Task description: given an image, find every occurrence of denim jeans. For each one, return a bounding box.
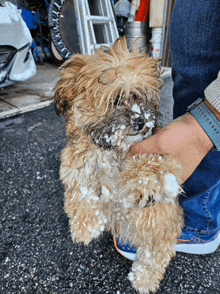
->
[170,0,220,235]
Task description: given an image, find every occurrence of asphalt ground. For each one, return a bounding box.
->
[1,79,220,294]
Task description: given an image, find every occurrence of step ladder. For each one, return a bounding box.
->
[73,0,119,55]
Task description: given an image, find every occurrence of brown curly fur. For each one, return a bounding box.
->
[54,37,184,294]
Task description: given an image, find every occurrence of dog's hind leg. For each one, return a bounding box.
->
[128,230,179,294]
[127,202,184,293]
[128,247,171,294]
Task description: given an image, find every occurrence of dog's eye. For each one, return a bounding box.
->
[133,94,138,101]
[114,96,120,106]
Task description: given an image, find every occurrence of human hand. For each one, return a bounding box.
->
[127,113,214,182]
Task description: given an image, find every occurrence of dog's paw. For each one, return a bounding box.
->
[117,154,183,208]
[65,185,109,245]
[70,209,108,245]
[128,261,160,294]
[163,172,180,199]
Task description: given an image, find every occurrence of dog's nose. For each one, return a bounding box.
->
[133,117,145,131]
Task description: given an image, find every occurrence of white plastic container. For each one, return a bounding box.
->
[114,0,131,18]
[150,27,162,58]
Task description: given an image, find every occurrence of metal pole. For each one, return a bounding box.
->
[73,0,86,54]
[161,0,169,62]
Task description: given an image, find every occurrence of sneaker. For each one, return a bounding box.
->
[113,235,137,261]
[176,230,220,254]
[113,230,220,260]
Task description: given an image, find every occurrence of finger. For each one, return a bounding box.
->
[130,141,148,155]
[126,150,133,158]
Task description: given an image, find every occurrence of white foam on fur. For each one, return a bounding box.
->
[131,104,141,113]
[164,173,179,198]
[145,121,155,128]
[101,185,110,202]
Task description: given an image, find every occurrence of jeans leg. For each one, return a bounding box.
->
[170,0,220,118]
[170,0,220,233]
[180,180,220,234]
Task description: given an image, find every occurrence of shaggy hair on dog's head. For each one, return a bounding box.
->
[54,37,163,126]
[54,37,164,154]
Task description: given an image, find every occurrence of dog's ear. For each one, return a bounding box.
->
[54,54,86,116]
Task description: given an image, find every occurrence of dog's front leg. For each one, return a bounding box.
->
[60,146,114,245]
[64,184,109,245]
[118,153,183,206]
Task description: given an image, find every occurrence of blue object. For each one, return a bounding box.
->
[44,0,50,12]
[31,40,40,61]
[114,236,136,261]
[176,230,220,254]
[170,0,220,235]
[187,99,220,151]
[115,229,220,258]
[116,238,136,254]
[18,5,39,30]
[18,2,52,62]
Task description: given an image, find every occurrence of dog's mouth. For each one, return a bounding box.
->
[89,122,153,152]
[87,106,161,151]
[124,108,159,146]
[120,126,153,152]
[126,122,154,137]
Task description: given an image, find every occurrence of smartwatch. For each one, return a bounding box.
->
[187,98,220,151]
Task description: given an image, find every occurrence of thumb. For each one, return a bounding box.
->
[126,149,133,158]
[126,134,159,158]
[126,141,145,158]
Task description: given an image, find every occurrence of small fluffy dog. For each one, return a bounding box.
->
[54,37,184,294]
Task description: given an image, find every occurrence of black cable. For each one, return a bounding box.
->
[37,8,47,60]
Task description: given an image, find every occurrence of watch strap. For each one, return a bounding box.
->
[189,99,220,151]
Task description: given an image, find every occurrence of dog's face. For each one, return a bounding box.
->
[54,37,163,152]
[87,96,160,151]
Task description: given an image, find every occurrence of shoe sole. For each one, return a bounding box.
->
[113,235,137,261]
[175,232,220,254]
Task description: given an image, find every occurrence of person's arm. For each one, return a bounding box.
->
[204,71,220,114]
[127,72,220,183]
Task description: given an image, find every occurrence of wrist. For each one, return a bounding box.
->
[187,98,220,151]
[184,112,214,152]
[152,112,213,157]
